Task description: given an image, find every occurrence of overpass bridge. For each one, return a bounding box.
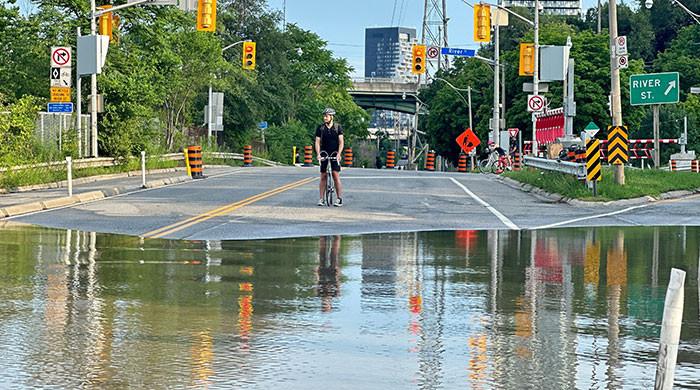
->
[348,78,427,115]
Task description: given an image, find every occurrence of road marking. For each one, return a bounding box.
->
[449,178,519,230]
[2,168,246,220]
[142,177,316,239]
[531,204,649,229]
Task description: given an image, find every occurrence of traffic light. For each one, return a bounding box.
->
[242,41,256,70]
[473,4,491,43]
[197,0,217,32]
[412,45,426,75]
[97,5,113,42]
[519,43,535,76]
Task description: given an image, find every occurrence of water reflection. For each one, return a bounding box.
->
[0,222,699,388]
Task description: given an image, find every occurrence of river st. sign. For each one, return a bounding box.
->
[629,72,679,106]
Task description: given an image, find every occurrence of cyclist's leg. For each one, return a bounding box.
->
[331,161,342,198]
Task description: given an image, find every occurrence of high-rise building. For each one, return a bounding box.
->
[365,27,417,130]
[365,27,417,82]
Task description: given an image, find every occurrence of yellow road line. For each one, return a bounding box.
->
[143,177,316,239]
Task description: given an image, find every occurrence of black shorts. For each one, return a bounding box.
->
[320,159,341,173]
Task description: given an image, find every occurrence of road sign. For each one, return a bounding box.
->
[616,55,628,69]
[440,47,476,57]
[456,128,480,155]
[47,103,74,113]
[427,46,439,60]
[615,36,627,56]
[51,47,71,67]
[50,87,71,103]
[50,67,72,87]
[508,128,519,138]
[586,138,602,182]
[583,121,600,140]
[607,125,629,165]
[258,121,268,129]
[630,72,680,106]
[527,94,545,112]
[522,82,549,93]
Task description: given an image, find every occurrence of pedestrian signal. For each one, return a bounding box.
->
[197,0,217,32]
[474,4,491,43]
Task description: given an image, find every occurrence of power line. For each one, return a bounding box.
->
[391,0,398,26]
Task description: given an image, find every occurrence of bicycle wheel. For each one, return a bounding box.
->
[478,159,493,173]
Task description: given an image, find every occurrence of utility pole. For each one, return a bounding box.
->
[609,0,625,184]
[597,0,602,34]
[76,27,82,158]
[532,0,540,155]
[90,0,98,157]
[492,4,500,144]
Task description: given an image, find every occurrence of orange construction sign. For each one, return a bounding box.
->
[456,128,480,155]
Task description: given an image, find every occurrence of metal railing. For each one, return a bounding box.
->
[523,156,586,179]
[0,151,284,174]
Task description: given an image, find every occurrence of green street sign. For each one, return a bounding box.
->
[584,121,599,131]
[630,72,679,106]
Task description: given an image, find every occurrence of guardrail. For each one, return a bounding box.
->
[523,156,586,179]
[0,151,285,173]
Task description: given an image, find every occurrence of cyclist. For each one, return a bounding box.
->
[488,141,512,173]
[315,108,344,207]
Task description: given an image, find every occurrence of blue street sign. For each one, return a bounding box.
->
[441,47,476,57]
[47,103,74,113]
[258,121,268,129]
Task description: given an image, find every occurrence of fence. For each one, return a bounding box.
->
[36,112,91,157]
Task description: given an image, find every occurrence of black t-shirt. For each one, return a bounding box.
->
[315,123,344,153]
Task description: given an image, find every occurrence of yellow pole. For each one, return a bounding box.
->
[292,146,297,165]
[184,148,192,177]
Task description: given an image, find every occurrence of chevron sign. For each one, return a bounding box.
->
[607,125,629,165]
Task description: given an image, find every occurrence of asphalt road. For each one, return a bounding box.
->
[9,166,700,240]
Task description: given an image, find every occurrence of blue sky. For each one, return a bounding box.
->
[268,0,599,77]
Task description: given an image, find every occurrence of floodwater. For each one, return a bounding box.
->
[1,223,699,389]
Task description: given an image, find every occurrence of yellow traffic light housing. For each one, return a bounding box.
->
[97,5,113,42]
[473,4,491,43]
[197,0,217,32]
[242,41,256,70]
[519,43,535,76]
[412,45,426,75]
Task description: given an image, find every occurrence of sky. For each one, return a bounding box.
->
[267,0,599,78]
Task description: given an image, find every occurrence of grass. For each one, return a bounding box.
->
[0,157,180,191]
[504,167,700,201]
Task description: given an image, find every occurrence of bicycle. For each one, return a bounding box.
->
[478,149,512,174]
[319,151,338,207]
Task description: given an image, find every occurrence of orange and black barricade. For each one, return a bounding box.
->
[243,145,253,167]
[187,145,203,179]
[513,152,522,171]
[458,153,467,172]
[692,160,699,173]
[344,147,353,167]
[426,150,435,171]
[386,150,395,169]
[304,145,313,167]
[670,160,677,171]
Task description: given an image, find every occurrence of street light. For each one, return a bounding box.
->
[646,0,700,24]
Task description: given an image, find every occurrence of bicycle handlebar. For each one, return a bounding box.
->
[319,151,339,161]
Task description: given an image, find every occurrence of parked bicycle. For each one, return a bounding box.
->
[319,151,338,207]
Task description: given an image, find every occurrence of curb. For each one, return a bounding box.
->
[497,176,700,207]
[1,175,192,218]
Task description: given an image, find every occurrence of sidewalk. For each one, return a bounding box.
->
[0,165,233,218]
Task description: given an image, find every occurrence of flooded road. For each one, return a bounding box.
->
[1,223,699,389]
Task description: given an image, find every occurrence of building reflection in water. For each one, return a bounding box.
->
[2,223,700,388]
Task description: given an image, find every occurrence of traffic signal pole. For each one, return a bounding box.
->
[492,5,500,144]
[609,0,625,184]
[90,0,98,157]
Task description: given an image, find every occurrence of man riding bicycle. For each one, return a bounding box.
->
[316,108,344,207]
[488,140,512,173]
